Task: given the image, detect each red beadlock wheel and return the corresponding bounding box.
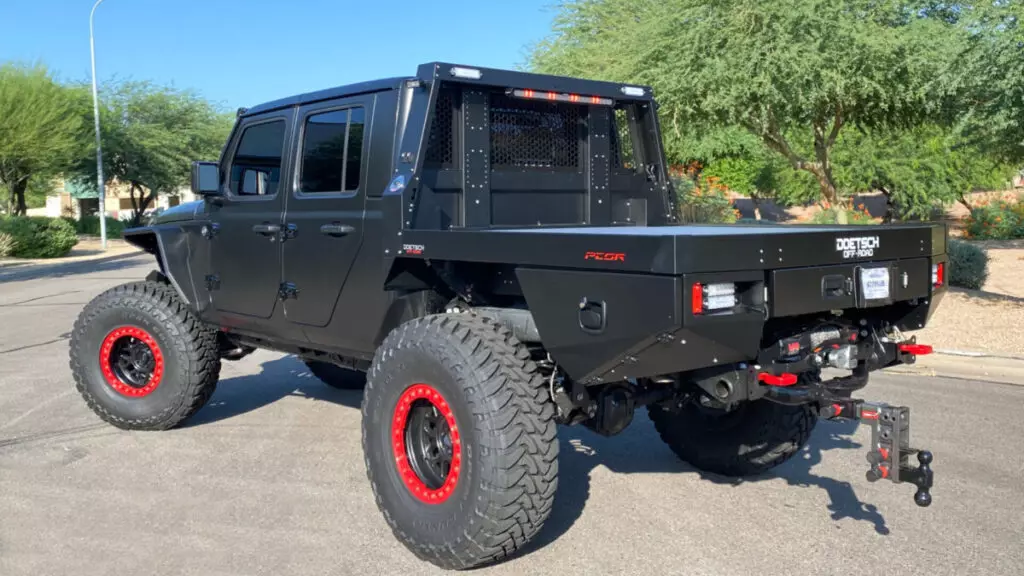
[391,383,462,504]
[98,325,165,398]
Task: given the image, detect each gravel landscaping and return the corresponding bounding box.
[916,240,1024,357]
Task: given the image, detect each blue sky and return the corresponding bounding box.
[0,0,559,110]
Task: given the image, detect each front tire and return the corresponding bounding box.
[69,281,220,430]
[648,398,816,477]
[362,314,558,570]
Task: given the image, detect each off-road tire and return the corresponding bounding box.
[362,313,559,570]
[69,281,220,430]
[303,359,366,390]
[648,399,817,476]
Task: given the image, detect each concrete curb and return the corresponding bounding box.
[933,348,1024,361]
[889,353,1024,386]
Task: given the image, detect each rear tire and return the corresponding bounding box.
[648,398,816,477]
[362,313,558,570]
[303,359,366,390]
[69,281,220,430]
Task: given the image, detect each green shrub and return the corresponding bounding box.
[809,207,877,225]
[947,240,989,290]
[674,176,740,224]
[0,232,15,257]
[0,216,78,258]
[964,198,1024,240]
[73,215,127,238]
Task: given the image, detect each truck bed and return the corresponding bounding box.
[399,223,947,275]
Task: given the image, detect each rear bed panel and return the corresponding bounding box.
[399,223,943,275]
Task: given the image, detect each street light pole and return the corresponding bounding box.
[90,0,107,250]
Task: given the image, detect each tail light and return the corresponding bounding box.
[691,282,737,315]
[931,263,944,288]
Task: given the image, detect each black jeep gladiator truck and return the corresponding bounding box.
[70,62,943,570]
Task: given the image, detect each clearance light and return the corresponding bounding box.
[510,89,613,106]
[691,282,737,315]
[931,262,944,287]
[621,86,645,97]
[450,66,482,80]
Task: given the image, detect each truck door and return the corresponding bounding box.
[280,96,373,327]
[208,110,292,319]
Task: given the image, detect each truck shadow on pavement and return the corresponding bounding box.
[529,415,889,556]
[184,355,889,557]
[184,356,363,427]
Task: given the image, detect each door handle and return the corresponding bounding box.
[320,223,355,237]
[252,223,281,236]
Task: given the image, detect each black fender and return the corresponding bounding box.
[123,225,208,313]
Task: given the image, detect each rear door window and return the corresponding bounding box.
[299,106,365,193]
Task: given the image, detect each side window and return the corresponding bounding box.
[299,106,365,193]
[229,120,286,196]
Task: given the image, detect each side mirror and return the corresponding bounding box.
[191,161,222,196]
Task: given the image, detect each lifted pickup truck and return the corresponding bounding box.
[70,62,943,570]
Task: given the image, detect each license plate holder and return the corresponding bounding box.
[857,265,893,307]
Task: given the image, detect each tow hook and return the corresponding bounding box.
[820,400,934,507]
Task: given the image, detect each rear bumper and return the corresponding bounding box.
[518,260,946,385]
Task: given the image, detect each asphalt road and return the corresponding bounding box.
[1,256,1022,576]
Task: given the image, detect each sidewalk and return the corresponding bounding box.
[890,352,1024,386]
[0,236,141,269]
[0,236,146,283]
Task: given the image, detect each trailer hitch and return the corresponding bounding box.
[820,400,934,507]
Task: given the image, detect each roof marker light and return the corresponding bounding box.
[450,66,482,80]
[509,89,613,106]
[621,86,645,97]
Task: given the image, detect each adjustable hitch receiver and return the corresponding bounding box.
[821,400,934,507]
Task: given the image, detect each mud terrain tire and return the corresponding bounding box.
[362,313,558,570]
[69,281,220,430]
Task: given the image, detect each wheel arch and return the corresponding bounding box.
[124,226,199,310]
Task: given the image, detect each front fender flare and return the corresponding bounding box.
[124,226,198,308]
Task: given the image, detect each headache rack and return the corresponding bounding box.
[402,63,677,231]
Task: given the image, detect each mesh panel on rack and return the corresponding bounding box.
[489,93,581,170]
[610,108,635,171]
[425,88,455,167]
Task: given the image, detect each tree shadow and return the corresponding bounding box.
[184,355,363,427]
[949,286,1024,306]
[524,415,886,559]
[731,198,796,222]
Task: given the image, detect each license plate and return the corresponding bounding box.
[860,267,890,300]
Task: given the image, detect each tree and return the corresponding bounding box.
[831,124,1015,221]
[530,0,965,221]
[0,63,87,215]
[957,1,1024,163]
[71,81,233,225]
